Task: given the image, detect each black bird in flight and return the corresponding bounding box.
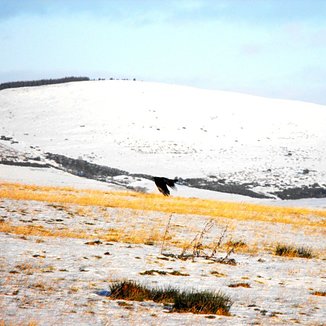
[153,177,178,196]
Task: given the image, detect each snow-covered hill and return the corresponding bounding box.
[0,80,326,201]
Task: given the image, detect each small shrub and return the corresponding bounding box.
[110,280,149,302]
[173,290,232,315]
[275,244,312,258]
[109,280,232,315]
[110,280,178,303]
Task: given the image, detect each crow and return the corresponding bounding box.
[153,177,178,196]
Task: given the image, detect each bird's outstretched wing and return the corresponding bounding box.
[153,177,171,196]
[158,184,170,196]
[165,178,177,189]
[153,177,178,196]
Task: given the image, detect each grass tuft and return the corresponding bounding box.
[109,280,232,315]
[275,244,313,258]
[173,290,232,315]
[110,280,178,303]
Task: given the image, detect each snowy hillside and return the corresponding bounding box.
[0,80,326,201]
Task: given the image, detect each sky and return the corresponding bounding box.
[0,0,325,105]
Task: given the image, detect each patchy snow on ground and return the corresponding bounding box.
[0,198,325,325]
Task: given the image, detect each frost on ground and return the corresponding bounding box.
[1,198,325,325]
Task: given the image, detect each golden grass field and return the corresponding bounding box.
[1,182,325,228]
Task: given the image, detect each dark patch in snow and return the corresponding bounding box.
[0,160,50,168]
[45,152,129,179]
[273,184,326,200]
[1,136,13,141]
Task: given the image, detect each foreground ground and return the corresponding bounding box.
[1,183,325,325]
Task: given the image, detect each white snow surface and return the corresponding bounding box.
[0,79,326,200]
[0,164,123,190]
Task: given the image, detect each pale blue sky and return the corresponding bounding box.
[1,0,325,104]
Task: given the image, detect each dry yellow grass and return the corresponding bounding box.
[0,221,166,245]
[1,182,325,228]
[0,222,92,240]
